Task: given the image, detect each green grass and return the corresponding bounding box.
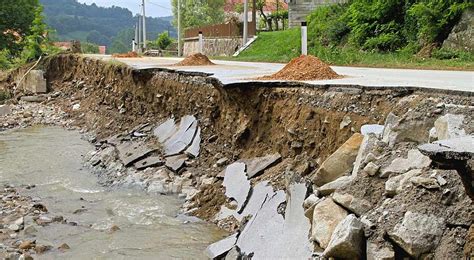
[221,29,474,71]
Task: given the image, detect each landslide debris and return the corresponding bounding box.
[259,55,341,81]
[174,53,215,66]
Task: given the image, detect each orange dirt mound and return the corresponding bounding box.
[259,55,341,81]
[112,52,139,58]
[175,53,215,66]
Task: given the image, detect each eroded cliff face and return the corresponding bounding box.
[0,54,473,259]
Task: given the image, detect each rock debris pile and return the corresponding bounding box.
[258,55,341,81]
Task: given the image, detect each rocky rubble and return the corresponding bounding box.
[0,185,71,259]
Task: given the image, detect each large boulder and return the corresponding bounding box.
[443,8,474,52]
[385,169,422,196]
[311,197,348,249]
[433,114,466,140]
[312,134,364,186]
[389,211,445,258]
[380,149,431,178]
[323,214,365,259]
[332,192,372,217]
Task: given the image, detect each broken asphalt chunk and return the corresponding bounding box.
[243,153,282,179]
[133,156,164,170]
[205,233,238,259]
[165,154,187,172]
[116,142,155,167]
[222,162,250,212]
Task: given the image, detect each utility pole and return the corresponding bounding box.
[138,13,142,53]
[243,0,248,45]
[142,0,147,50]
[178,0,182,57]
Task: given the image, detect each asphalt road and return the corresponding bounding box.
[86,55,474,93]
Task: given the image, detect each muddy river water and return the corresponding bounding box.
[0,126,226,259]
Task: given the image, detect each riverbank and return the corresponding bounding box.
[0,54,473,258]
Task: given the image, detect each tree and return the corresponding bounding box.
[171,0,226,29]
[155,32,173,50]
[109,39,128,54]
[0,0,42,55]
[86,30,109,46]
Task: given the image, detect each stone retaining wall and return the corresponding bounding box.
[183,37,243,57]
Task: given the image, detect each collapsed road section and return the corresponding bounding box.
[0,54,473,259]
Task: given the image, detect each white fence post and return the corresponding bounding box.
[301,21,308,56]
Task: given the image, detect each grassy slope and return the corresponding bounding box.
[224,29,474,71]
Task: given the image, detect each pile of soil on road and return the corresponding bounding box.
[174,53,215,66]
[259,55,341,81]
[112,52,139,58]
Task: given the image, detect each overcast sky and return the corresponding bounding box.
[77,0,173,17]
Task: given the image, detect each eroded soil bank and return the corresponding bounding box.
[0,54,473,259]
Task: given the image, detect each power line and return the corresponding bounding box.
[147,0,172,10]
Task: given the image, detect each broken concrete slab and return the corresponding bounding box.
[332,192,372,217]
[236,184,312,259]
[389,211,445,258]
[163,115,198,156]
[216,181,275,222]
[313,133,364,186]
[222,162,250,212]
[380,149,431,178]
[153,118,177,143]
[385,169,422,196]
[237,190,286,258]
[366,242,395,260]
[418,136,474,161]
[0,104,11,116]
[361,124,384,137]
[418,136,474,199]
[165,154,187,172]
[116,142,155,167]
[20,70,47,93]
[185,126,201,158]
[434,114,466,140]
[133,156,164,170]
[277,183,313,259]
[239,181,274,220]
[317,176,354,196]
[323,214,364,259]
[311,197,348,249]
[243,153,282,179]
[205,233,238,259]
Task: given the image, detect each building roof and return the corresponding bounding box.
[224,0,288,13]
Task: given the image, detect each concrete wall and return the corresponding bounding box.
[288,0,347,28]
[183,37,243,57]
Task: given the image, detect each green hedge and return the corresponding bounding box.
[307,0,473,53]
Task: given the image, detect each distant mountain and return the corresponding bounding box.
[40,0,176,48]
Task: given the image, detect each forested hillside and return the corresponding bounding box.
[40,0,176,52]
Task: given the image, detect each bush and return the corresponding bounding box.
[306,0,473,52]
[81,42,100,54]
[0,49,12,70]
[432,47,464,60]
[156,32,173,50]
